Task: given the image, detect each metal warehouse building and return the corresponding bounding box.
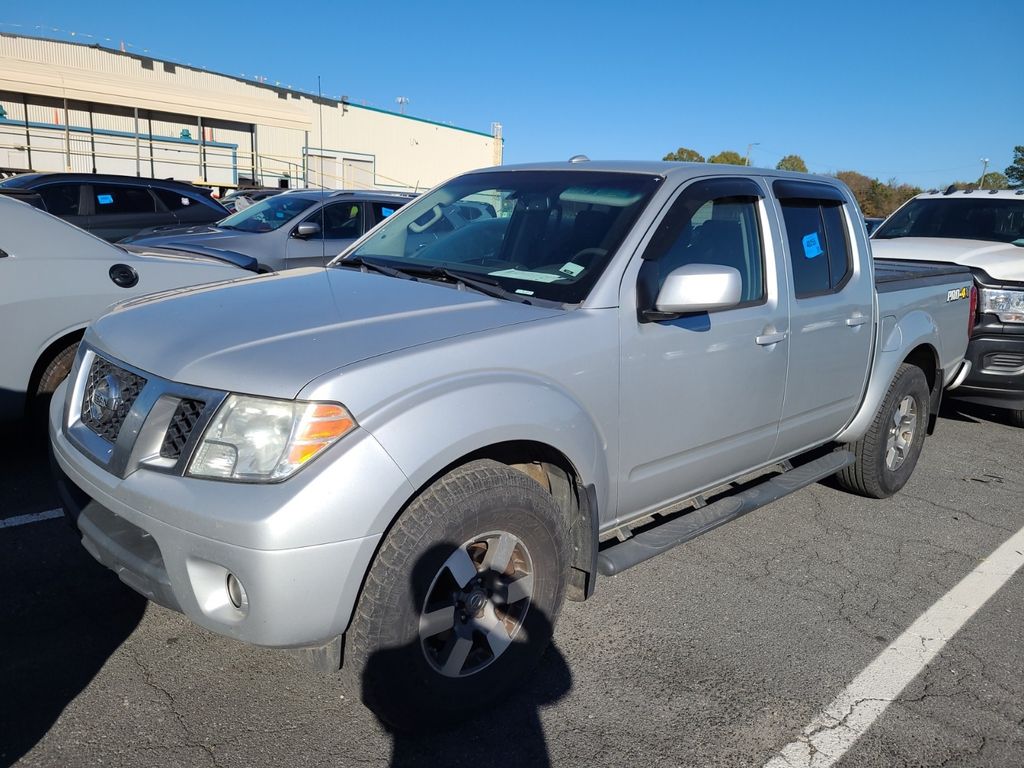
[0,33,502,192]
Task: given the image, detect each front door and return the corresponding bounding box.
[284,201,365,269]
[617,177,790,522]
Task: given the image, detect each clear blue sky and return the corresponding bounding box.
[2,0,1020,188]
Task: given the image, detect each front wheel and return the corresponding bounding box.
[1007,408,1024,429]
[345,459,570,730]
[836,364,930,498]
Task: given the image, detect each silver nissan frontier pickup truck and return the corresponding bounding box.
[51,161,974,727]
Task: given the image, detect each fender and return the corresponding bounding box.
[836,308,940,443]
[355,370,613,531]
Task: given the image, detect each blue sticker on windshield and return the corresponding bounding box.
[802,232,823,259]
[381,207,395,218]
[96,194,114,205]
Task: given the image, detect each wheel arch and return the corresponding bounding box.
[25,326,86,416]
[837,331,942,444]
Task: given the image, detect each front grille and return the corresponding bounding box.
[80,356,147,443]
[160,399,205,459]
[983,352,1024,374]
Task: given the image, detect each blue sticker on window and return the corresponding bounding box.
[380,207,395,218]
[802,232,823,259]
[96,194,114,205]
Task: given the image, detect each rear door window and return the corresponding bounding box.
[371,202,402,225]
[91,184,158,215]
[779,198,852,298]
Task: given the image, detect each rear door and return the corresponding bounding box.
[617,177,790,520]
[769,180,874,457]
[284,201,365,268]
[86,183,175,242]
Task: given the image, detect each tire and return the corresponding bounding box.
[30,342,79,430]
[836,364,930,499]
[1007,409,1024,429]
[36,342,79,396]
[346,459,570,731]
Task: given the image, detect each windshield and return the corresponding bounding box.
[337,170,662,304]
[874,197,1024,246]
[218,194,318,232]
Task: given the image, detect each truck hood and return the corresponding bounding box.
[88,267,562,399]
[872,237,1024,283]
[120,224,257,248]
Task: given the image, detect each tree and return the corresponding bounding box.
[776,154,808,173]
[835,170,872,211]
[951,172,1009,191]
[834,170,919,217]
[1005,146,1024,188]
[708,150,744,165]
[663,147,705,163]
[979,171,1009,190]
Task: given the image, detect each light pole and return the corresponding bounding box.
[396,96,410,115]
[980,157,990,189]
[745,142,760,166]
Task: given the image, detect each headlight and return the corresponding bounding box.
[979,287,1024,323]
[188,395,356,481]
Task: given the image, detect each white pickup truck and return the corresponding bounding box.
[51,162,975,727]
[873,188,1024,426]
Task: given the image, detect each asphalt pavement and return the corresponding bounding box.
[1,401,1021,768]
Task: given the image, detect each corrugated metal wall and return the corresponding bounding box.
[0,34,501,191]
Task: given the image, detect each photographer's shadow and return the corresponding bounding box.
[0,423,146,767]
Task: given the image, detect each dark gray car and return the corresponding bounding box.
[122,189,416,272]
[0,173,228,242]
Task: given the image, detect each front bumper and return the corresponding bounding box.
[948,331,1024,411]
[50,377,414,648]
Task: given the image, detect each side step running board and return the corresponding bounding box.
[597,451,855,577]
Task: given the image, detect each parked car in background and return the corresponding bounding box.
[219,188,284,213]
[0,195,254,424]
[872,188,1024,426]
[864,216,884,235]
[122,189,417,272]
[51,161,973,729]
[0,173,228,242]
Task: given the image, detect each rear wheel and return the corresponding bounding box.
[345,459,570,730]
[836,364,930,498]
[1007,409,1024,429]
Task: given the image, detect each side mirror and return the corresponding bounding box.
[652,263,742,316]
[293,221,321,239]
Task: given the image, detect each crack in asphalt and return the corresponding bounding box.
[125,645,224,768]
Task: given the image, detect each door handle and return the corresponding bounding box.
[845,315,869,327]
[755,331,788,346]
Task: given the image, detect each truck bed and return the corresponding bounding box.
[874,258,972,293]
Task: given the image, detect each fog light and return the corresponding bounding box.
[226,573,248,610]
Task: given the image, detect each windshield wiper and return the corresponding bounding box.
[335,256,417,280]
[338,258,542,305]
[413,265,536,305]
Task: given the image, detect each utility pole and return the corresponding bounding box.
[745,142,760,166]
[979,158,990,189]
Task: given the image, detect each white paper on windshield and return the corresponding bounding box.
[488,269,564,283]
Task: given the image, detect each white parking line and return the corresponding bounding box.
[0,508,64,529]
[764,522,1024,768]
